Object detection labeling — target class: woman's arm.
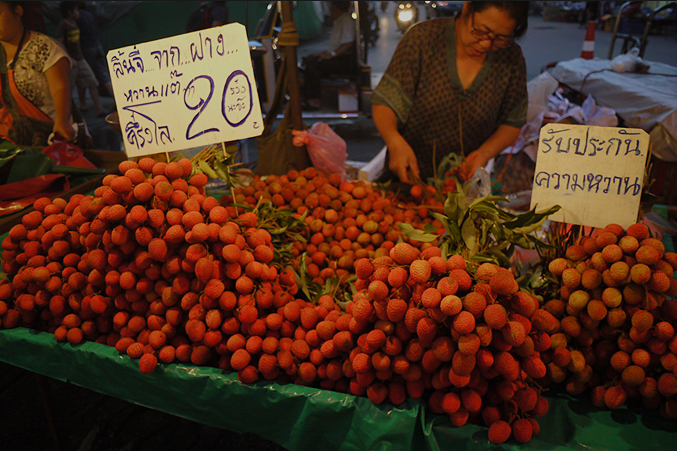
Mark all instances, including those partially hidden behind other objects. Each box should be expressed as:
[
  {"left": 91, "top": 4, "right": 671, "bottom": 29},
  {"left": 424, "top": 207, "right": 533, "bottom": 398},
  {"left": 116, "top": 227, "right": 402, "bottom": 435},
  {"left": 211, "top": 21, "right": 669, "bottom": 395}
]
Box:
[
  {"left": 372, "top": 103, "right": 418, "bottom": 184},
  {"left": 44, "top": 57, "right": 75, "bottom": 141},
  {"left": 461, "top": 124, "right": 521, "bottom": 180}
]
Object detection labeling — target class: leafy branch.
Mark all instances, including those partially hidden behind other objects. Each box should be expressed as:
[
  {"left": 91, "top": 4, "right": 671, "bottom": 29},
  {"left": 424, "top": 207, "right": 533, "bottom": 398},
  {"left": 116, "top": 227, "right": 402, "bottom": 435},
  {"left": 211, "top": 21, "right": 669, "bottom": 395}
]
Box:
[
  {"left": 189, "top": 142, "right": 242, "bottom": 189},
  {"left": 398, "top": 183, "right": 561, "bottom": 270},
  {"left": 292, "top": 254, "right": 357, "bottom": 309},
  {"left": 233, "top": 199, "right": 309, "bottom": 267}
]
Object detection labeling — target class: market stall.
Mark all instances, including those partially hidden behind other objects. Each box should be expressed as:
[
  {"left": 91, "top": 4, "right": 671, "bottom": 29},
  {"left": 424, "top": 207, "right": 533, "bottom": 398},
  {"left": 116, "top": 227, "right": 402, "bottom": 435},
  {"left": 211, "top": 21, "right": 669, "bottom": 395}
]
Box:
[{"left": 1, "top": 4, "right": 677, "bottom": 451}]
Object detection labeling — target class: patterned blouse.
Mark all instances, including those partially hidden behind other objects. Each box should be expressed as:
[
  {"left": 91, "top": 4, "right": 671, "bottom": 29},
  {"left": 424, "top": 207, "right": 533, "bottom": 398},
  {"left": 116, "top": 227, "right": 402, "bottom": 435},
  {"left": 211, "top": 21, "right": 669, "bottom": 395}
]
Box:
[
  {"left": 371, "top": 18, "right": 527, "bottom": 180},
  {"left": 9, "top": 32, "right": 71, "bottom": 122}
]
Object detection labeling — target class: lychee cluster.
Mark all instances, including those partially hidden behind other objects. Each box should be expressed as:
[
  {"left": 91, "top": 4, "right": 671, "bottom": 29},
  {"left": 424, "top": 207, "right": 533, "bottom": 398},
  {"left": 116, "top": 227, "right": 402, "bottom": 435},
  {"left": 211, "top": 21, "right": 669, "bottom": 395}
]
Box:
[
  {"left": 545, "top": 223, "right": 677, "bottom": 419},
  {"left": 0, "top": 157, "right": 303, "bottom": 382},
  {"left": 345, "top": 243, "right": 553, "bottom": 444},
  {"left": 222, "top": 167, "right": 448, "bottom": 288}
]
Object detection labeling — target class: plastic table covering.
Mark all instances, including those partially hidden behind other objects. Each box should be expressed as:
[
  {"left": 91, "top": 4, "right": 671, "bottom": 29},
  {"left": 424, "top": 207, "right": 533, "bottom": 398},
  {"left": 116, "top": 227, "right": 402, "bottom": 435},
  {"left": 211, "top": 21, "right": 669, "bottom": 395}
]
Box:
[
  {"left": 548, "top": 57, "right": 677, "bottom": 162},
  {"left": 0, "top": 327, "right": 675, "bottom": 451}
]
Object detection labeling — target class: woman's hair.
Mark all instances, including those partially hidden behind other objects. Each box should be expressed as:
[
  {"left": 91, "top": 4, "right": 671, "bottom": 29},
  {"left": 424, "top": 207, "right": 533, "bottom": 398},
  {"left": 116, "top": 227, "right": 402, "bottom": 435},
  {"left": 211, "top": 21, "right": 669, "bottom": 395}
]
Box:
[
  {"left": 332, "top": 2, "right": 351, "bottom": 13},
  {"left": 0, "top": 2, "right": 23, "bottom": 26},
  {"left": 59, "top": 1, "right": 80, "bottom": 18},
  {"left": 466, "top": 1, "right": 530, "bottom": 39}
]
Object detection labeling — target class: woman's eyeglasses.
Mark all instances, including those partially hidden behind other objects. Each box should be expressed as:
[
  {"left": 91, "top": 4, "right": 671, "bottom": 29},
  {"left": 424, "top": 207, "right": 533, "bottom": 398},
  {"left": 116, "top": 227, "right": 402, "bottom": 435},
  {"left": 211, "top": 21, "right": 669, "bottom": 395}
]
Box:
[{"left": 470, "top": 13, "right": 514, "bottom": 48}]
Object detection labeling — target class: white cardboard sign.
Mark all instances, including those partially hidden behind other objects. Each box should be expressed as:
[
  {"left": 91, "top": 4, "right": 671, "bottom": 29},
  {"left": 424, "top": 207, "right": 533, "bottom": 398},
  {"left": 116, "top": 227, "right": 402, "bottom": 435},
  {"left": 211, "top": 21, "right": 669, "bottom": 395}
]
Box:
[
  {"left": 530, "top": 124, "right": 649, "bottom": 229},
  {"left": 107, "top": 23, "right": 263, "bottom": 158}
]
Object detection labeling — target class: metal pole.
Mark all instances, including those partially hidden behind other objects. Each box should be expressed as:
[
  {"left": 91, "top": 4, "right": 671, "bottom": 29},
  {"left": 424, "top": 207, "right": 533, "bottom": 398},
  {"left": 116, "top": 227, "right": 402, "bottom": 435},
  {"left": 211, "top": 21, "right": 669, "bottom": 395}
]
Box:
[
  {"left": 354, "top": 1, "right": 364, "bottom": 65},
  {"left": 279, "top": 1, "right": 303, "bottom": 131}
]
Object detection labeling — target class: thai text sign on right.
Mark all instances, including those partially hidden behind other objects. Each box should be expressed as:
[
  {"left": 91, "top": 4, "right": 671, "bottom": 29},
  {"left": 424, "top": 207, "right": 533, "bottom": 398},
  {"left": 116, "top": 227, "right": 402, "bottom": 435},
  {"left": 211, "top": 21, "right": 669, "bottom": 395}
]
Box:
[{"left": 530, "top": 124, "right": 649, "bottom": 230}]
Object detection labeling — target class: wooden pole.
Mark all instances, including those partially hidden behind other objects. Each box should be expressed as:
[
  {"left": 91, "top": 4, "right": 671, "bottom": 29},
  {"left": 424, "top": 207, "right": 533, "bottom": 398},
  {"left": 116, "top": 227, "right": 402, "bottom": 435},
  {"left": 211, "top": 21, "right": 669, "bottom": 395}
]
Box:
[{"left": 279, "top": 1, "right": 303, "bottom": 132}]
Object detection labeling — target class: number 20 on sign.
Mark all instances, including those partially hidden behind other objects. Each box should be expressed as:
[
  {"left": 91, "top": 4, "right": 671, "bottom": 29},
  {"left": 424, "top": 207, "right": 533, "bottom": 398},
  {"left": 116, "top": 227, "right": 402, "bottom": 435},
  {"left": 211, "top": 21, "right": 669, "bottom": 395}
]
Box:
[{"left": 107, "top": 22, "right": 263, "bottom": 158}]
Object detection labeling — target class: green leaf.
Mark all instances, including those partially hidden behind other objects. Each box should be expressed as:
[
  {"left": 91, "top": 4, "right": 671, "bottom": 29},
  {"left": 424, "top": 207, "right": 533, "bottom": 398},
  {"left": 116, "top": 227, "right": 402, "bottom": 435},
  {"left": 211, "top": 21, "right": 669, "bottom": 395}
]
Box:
[
  {"left": 398, "top": 223, "right": 439, "bottom": 243},
  {"left": 423, "top": 223, "right": 439, "bottom": 234},
  {"left": 440, "top": 241, "right": 450, "bottom": 260},
  {"left": 444, "top": 192, "right": 460, "bottom": 223},
  {"left": 213, "top": 159, "right": 231, "bottom": 181},
  {"left": 267, "top": 226, "right": 290, "bottom": 235},
  {"left": 447, "top": 221, "right": 462, "bottom": 245},
  {"left": 503, "top": 205, "right": 560, "bottom": 229},
  {"left": 431, "top": 212, "right": 449, "bottom": 230},
  {"left": 483, "top": 248, "right": 512, "bottom": 267},
  {"left": 296, "top": 254, "right": 314, "bottom": 302},
  {"left": 469, "top": 201, "right": 502, "bottom": 217},
  {"left": 512, "top": 217, "right": 548, "bottom": 235},
  {"left": 526, "top": 234, "right": 554, "bottom": 249},
  {"left": 480, "top": 218, "right": 491, "bottom": 249},
  {"left": 512, "top": 234, "right": 534, "bottom": 249},
  {"left": 470, "top": 195, "right": 510, "bottom": 208},
  {"left": 198, "top": 160, "right": 219, "bottom": 179},
  {"left": 214, "top": 146, "right": 226, "bottom": 161},
  {"left": 461, "top": 218, "right": 477, "bottom": 255},
  {"left": 469, "top": 253, "right": 499, "bottom": 264}
]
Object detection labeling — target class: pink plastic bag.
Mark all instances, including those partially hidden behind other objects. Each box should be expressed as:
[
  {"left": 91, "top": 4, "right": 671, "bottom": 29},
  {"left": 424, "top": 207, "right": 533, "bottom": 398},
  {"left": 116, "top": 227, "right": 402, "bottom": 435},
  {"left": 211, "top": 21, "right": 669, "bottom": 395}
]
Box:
[{"left": 292, "top": 122, "right": 347, "bottom": 180}]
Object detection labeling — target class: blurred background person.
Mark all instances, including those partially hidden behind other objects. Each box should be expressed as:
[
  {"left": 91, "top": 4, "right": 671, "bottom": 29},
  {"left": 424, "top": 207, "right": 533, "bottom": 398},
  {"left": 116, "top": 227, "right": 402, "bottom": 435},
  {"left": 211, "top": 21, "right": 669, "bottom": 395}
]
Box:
[
  {"left": 186, "top": 1, "right": 229, "bottom": 32},
  {"left": 77, "top": 1, "right": 114, "bottom": 99},
  {"left": 56, "top": 1, "right": 105, "bottom": 116},
  {"left": 301, "top": 1, "right": 357, "bottom": 110},
  {"left": 0, "top": 1, "right": 75, "bottom": 145}
]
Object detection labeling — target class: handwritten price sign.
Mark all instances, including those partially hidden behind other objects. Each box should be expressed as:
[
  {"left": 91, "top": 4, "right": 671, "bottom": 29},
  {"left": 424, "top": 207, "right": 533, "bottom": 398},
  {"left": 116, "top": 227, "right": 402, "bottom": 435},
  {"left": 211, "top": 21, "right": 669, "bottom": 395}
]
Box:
[
  {"left": 530, "top": 124, "right": 649, "bottom": 229},
  {"left": 107, "top": 23, "right": 263, "bottom": 158}
]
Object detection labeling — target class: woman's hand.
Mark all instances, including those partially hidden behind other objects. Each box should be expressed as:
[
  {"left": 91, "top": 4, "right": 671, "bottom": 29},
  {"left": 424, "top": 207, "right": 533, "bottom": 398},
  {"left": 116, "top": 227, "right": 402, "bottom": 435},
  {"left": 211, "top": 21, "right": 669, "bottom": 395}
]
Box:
[
  {"left": 371, "top": 103, "right": 419, "bottom": 184},
  {"left": 53, "top": 120, "right": 76, "bottom": 142},
  {"left": 460, "top": 148, "right": 492, "bottom": 181},
  {"left": 388, "top": 134, "right": 419, "bottom": 184},
  {"left": 459, "top": 125, "right": 522, "bottom": 180},
  {"left": 44, "top": 57, "right": 74, "bottom": 141}
]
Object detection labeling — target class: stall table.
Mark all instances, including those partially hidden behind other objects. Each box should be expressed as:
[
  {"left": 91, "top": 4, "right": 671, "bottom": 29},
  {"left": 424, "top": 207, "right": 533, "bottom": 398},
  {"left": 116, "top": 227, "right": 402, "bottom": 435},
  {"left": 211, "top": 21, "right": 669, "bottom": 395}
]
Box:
[{"left": 0, "top": 326, "right": 675, "bottom": 451}]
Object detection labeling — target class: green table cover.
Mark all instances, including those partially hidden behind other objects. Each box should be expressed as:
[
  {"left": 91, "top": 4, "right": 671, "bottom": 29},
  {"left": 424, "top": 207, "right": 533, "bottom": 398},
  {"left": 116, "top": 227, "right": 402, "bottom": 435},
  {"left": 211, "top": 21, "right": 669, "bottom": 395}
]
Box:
[{"left": 0, "top": 327, "right": 675, "bottom": 451}]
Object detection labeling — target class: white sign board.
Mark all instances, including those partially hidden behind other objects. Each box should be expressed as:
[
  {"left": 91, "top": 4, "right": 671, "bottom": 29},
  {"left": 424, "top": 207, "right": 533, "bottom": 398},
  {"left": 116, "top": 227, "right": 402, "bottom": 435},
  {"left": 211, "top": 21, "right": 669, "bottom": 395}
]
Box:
[
  {"left": 530, "top": 124, "right": 649, "bottom": 229},
  {"left": 107, "top": 23, "right": 263, "bottom": 158}
]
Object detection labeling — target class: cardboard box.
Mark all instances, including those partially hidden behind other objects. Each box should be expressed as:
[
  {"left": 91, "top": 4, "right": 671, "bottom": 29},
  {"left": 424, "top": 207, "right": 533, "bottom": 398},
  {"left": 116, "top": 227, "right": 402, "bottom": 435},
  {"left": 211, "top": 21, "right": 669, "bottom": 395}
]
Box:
[
  {"left": 358, "top": 145, "right": 387, "bottom": 181},
  {"left": 338, "top": 89, "right": 359, "bottom": 113}
]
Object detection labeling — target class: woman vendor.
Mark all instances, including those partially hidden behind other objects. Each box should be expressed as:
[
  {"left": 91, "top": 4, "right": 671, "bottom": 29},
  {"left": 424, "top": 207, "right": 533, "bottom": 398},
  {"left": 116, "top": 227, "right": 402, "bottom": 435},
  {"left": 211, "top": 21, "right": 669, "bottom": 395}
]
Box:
[
  {"left": 0, "top": 1, "right": 75, "bottom": 146},
  {"left": 371, "top": 1, "right": 529, "bottom": 184}
]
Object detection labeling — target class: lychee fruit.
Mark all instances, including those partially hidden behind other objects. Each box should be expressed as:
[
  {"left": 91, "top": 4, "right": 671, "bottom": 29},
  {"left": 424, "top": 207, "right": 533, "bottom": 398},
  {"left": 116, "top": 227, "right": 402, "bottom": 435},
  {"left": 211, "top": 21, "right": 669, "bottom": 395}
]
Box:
[
  {"left": 488, "top": 420, "right": 511, "bottom": 444},
  {"left": 484, "top": 304, "right": 508, "bottom": 330},
  {"left": 409, "top": 260, "right": 431, "bottom": 284},
  {"left": 489, "top": 272, "right": 518, "bottom": 296},
  {"left": 390, "top": 242, "right": 420, "bottom": 265}
]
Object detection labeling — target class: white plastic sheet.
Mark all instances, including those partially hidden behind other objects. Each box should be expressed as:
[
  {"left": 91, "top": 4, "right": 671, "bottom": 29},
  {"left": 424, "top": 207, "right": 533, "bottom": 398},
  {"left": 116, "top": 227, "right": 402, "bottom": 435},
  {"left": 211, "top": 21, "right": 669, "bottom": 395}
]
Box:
[
  {"left": 549, "top": 58, "right": 677, "bottom": 162},
  {"left": 501, "top": 72, "right": 618, "bottom": 163}
]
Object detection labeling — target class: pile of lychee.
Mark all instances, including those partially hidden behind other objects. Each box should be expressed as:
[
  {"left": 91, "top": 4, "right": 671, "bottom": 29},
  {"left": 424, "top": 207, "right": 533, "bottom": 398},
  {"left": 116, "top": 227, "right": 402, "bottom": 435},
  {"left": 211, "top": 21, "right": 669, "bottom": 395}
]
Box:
[
  {"left": 347, "top": 243, "right": 555, "bottom": 444},
  {"left": 222, "top": 168, "right": 447, "bottom": 288},
  {"left": 1, "top": 158, "right": 676, "bottom": 446},
  {"left": 0, "top": 157, "right": 300, "bottom": 379},
  {"left": 544, "top": 223, "right": 677, "bottom": 419}
]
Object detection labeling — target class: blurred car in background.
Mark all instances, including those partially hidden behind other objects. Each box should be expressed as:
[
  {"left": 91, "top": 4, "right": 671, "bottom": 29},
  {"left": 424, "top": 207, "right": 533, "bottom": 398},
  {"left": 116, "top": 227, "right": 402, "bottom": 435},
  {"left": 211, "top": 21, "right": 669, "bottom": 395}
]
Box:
[{"left": 424, "top": 1, "right": 463, "bottom": 19}]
